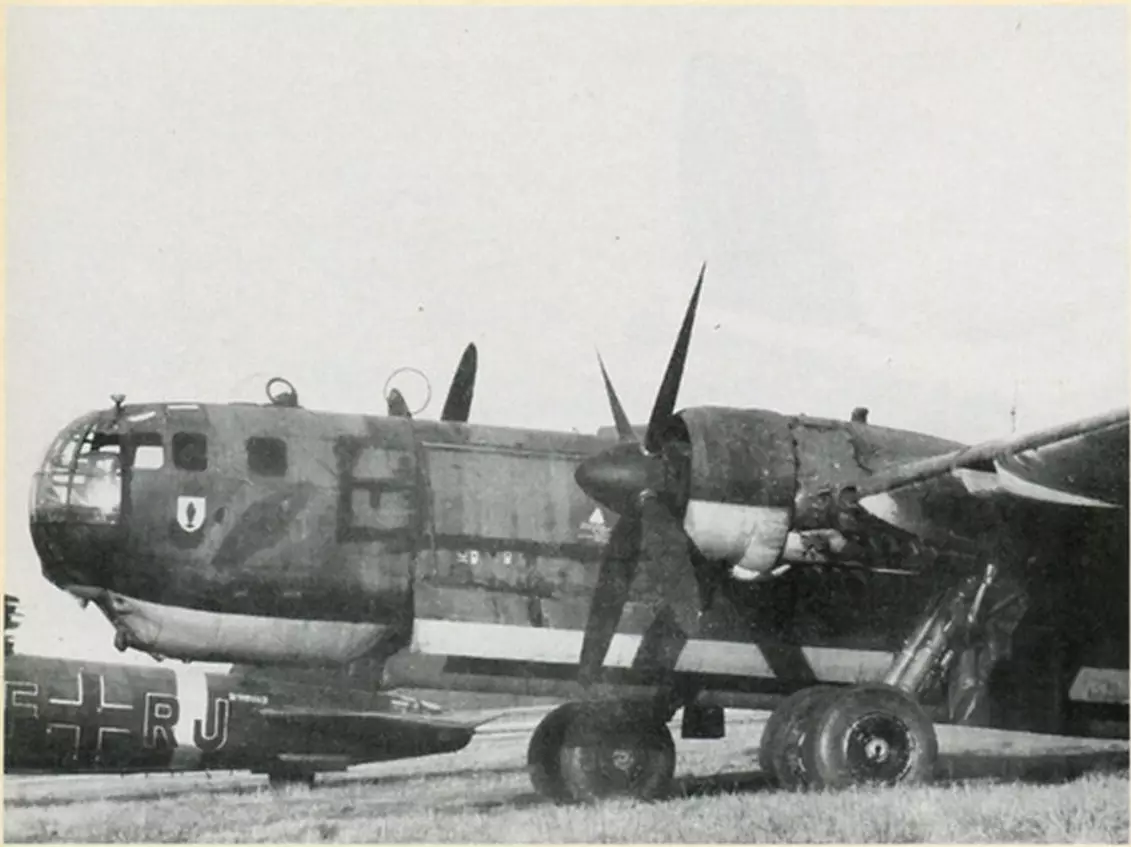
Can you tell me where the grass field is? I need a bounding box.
[5,713,1128,843]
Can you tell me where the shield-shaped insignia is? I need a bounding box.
[176,496,207,533]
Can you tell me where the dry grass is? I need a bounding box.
[5,715,1127,843]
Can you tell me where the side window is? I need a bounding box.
[172,433,208,472]
[132,432,164,469]
[247,437,287,477]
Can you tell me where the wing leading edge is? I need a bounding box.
[857,408,1128,508]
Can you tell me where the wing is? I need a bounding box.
[853,408,1128,542]
[260,706,480,757]
[993,417,1128,508]
[858,409,1128,505]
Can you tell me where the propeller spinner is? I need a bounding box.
[574,265,706,686]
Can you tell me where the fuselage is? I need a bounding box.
[30,399,968,662]
[30,401,613,663]
[3,653,467,777]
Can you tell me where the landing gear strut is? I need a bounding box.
[759,562,1024,792]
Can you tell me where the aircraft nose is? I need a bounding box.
[30,494,125,595]
[29,414,125,592]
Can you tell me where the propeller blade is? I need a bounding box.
[387,388,412,419]
[440,343,478,423]
[597,351,636,442]
[645,264,706,454]
[578,514,642,686]
[622,498,700,688]
[638,497,700,641]
[578,501,700,687]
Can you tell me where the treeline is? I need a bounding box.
[5,594,21,656]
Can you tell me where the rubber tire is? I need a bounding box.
[759,686,837,791]
[267,768,315,789]
[800,684,938,791]
[527,703,580,802]
[557,704,676,803]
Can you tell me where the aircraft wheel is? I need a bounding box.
[557,704,675,803]
[527,704,580,802]
[267,767,315,790]
[800,684,938,791]
[759,685,836,790]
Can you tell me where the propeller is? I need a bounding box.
[386,389,412,418]
[574,265,706,686]
[385,343,478,422]
[440,343,478,423]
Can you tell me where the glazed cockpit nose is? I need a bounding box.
[29,413,125,591]
[30,414,123,526]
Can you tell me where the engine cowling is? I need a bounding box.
[676,407,797,577]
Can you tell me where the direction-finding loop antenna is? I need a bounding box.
[266,377,300,408]
[383,367,432,416]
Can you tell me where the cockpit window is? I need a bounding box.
[247,437,287,477]
[131,432,164,470]
[71,431,121,521]
[32,417,95,514]
[30,415,122,525]
[173,432,208,472]
[53,430,82,472]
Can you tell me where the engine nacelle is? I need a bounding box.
[677,407,797,577]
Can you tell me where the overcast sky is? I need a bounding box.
[5,5,1127,666]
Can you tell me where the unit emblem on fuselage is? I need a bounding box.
[176,496,207,533]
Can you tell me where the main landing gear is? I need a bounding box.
[527,685,937,802]
[527,701,677,803]
[759,562,1025,792]
[528,563,1025,802]
[758,683,937,791]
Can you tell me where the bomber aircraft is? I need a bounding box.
[29,270,1129,802]
[4,652,482,786]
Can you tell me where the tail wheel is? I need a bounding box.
[800,684,938,791]
[558,704,675,803]
[527,704,580,802]
[759,686,836,790]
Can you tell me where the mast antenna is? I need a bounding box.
[1009,379,1019,434]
